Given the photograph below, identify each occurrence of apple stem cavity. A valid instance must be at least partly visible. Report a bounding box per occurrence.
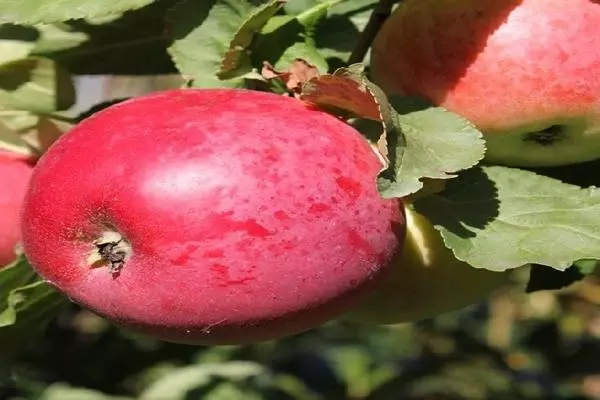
[89,231,131,275]
[523,125,565,146]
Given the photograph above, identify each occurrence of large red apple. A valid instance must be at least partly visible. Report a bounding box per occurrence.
[371,0,600,167]
[0,151,33,267]
[21,88,405,345]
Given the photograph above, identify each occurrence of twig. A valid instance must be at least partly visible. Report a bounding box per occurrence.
[348,0,401,65]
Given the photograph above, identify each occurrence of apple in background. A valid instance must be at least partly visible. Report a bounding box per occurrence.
[343,205,509,325]
[371,0,600,167]
[0,151,33,267]
[20,88,405,345]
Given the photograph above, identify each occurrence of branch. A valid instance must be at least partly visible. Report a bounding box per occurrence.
[348,0,401,65]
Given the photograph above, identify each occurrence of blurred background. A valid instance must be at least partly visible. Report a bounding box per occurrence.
[4,262,600,400]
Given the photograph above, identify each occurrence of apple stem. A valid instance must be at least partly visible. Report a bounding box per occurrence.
[97,240,127,274]
[89,231,132,275]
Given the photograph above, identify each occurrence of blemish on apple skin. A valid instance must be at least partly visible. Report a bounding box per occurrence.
[206,212,273,238]
[263,147,280,163]
[171,252,190,266]
[170,242,200,265]
[204,249,225,258]
[210,263,256,287]
[281,240,296,250]
[335,176,362,201]
[274,210,290,220]
[346,229,374,255]
[186,243,199,252]
[241,219,270,237]
[211,263,228,275]
[267,240,296,254]
[308,203,331,214]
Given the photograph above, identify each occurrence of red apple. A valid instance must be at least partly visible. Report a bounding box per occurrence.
[371,0,600,167]
[0,151,33,267]
[21,88,405,345]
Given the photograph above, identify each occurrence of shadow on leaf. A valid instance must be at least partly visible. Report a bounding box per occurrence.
[414,167,500,239]
[52,0,177,75]
[0,24,39,42]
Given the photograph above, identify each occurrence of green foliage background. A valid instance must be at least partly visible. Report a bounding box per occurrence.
[4,268,600,399]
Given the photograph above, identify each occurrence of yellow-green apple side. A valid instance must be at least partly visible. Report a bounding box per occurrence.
[344,205,510,325]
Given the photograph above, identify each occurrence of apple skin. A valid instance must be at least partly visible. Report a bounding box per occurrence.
[371,0,600,167]
[20,88,405,345]
[343,205,509,325]
[0,151,33,267]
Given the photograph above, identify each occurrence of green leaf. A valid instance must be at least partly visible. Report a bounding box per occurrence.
[39,383,134,400]
[0,257,37,307]
[377,96,486,198]
[529,158,600,189]
[139,362,266,400]
[294,0,331,36]
[218,0,285,80]
[203,382,262,400]
[0,57,75,113]
[0,280,58,327]
[32,23,89,54]
[301,75,484,199]
[0,119,36,156]
[0,0,159,24]
[572,259,599,275]
[284,0,320,14]
[0,25,39,66]
[272,41,329,73]
[49,1,176,75]
[0,111,71,156]
[0,256,68,362]
[414,166,600,272]
[326,346,376,398]
[314,0,375,67]
[271,374,320,400]
[167,0,253,88]
[254,1,330,72]
[254,16,304,66]
[0,109,38,132]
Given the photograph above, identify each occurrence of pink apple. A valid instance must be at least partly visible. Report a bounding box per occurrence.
[371,0,600,167]
[0,151,33,267]
[21,88,405,345]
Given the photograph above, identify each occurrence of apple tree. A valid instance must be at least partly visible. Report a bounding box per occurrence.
[0,0,598,395]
